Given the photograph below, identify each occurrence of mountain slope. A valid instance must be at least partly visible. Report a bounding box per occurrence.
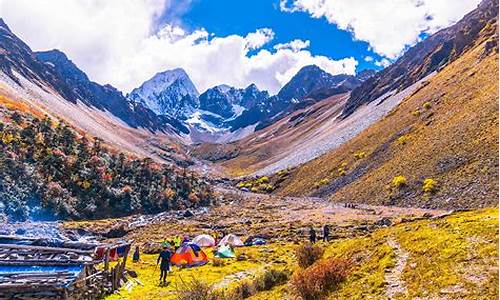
[343,0,498,116]
[275,12,498,209]
[228,65,366,131]
[0,18,192,164]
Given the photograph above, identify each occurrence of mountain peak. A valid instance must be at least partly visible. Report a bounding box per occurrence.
[0,18,11,32]
[298,64,322,72]
[128,67,199,117]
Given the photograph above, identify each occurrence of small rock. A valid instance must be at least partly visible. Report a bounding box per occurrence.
[183,210,194,218]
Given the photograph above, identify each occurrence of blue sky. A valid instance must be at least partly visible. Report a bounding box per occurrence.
[176,0,382,73]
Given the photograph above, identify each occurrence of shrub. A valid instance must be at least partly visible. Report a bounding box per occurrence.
[175,277,218,300]
[254,268,290,291]
[229,280,255,299]
[391,176,407,188]
[295,243,324,268]
[338,168,346,176]
[412,109,421,116]
[276,168,290,176]
[422,178,438,193]
[212,257,225,267]
[291,258,351,300]
[256,176,269,184]
[250,187,258,193]
[263,184,274,192]
[354,151,366,159]
[318,178,330,186]
[397,135,409,144]
[423,102,432,109]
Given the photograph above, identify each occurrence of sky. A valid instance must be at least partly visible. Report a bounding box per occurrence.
[0,0,480,95]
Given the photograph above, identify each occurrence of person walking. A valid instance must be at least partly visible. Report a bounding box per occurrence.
[132,246,140,263]
[157,243,172,285]
[309,226,316,243]
[322,225,330,242]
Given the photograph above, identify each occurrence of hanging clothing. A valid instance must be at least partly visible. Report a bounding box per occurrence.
[94,247,106,260]
[109,248,119,261]
[117,244,129,257]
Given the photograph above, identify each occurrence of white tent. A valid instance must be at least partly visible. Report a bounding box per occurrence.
[218,234,244,247]
[192,234,216,247]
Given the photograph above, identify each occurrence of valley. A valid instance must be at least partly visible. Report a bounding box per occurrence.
[0,0,498,299]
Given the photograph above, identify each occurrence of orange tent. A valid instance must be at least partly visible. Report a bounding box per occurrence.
[170,243,208,267]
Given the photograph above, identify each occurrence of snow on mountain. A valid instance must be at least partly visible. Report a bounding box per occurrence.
[127,68,199,118]
[198,83,269,119]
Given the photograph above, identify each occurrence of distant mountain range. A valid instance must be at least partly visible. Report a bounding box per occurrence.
[0,16,374,144]
[0,20,189,135]
[124,63,374,141]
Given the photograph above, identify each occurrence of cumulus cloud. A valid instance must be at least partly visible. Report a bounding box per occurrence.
[0,0,356,95]
[280,0,481,59]
[374,58,392,68]
[245,28,275,50]
[364,56,374,62]
[274,39,310,52]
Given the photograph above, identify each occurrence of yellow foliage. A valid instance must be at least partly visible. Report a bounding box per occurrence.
[423,102,432,109]
[354,151,367,159]
[35,132,45,145]
[318,178,330,186]
[256,176,270,184]
[422,178,438,193]
[251,187,258,193]
[81,180,91,189]
[1,133,14,144]
[411,109,421,116]
[391,176,407,188]
[396,135,410,144]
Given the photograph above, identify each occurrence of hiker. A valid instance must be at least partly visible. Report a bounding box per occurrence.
[132,246,140,263]
[173,235,181,250]
[322,225,330,242]
[157,243,172,284]
[309,227,316,243]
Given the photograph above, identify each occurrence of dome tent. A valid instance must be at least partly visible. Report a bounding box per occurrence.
[214,244,236,258]
[218,234,244,247]
[170,243,208,267]
[192,234,216,247]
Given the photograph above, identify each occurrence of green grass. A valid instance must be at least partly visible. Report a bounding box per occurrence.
[105,244,295,300]
[106,209,498,299]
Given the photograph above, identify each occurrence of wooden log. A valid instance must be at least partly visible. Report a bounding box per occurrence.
[0,243,93,254]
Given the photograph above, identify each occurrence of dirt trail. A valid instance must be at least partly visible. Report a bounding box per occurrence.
[385,238,409,299]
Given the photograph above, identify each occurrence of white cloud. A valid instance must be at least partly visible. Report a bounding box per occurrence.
[0,0,357,95]
[364,56,374,62]
[245,28,275,50]
[280,0,481,59]
[374,58,391,68]
[274,39,310,52]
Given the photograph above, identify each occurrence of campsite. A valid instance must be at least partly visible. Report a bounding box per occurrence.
[57,190,498,299]
[0,0,498,299]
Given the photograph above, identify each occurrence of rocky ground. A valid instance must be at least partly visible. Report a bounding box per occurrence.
[63,187,446,251]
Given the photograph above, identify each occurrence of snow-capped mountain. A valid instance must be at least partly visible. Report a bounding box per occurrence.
[127,64,372,142]
[198,83,269,118]
[127,68,199,118]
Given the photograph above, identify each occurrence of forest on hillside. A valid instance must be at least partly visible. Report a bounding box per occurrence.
[0,108,215,221]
